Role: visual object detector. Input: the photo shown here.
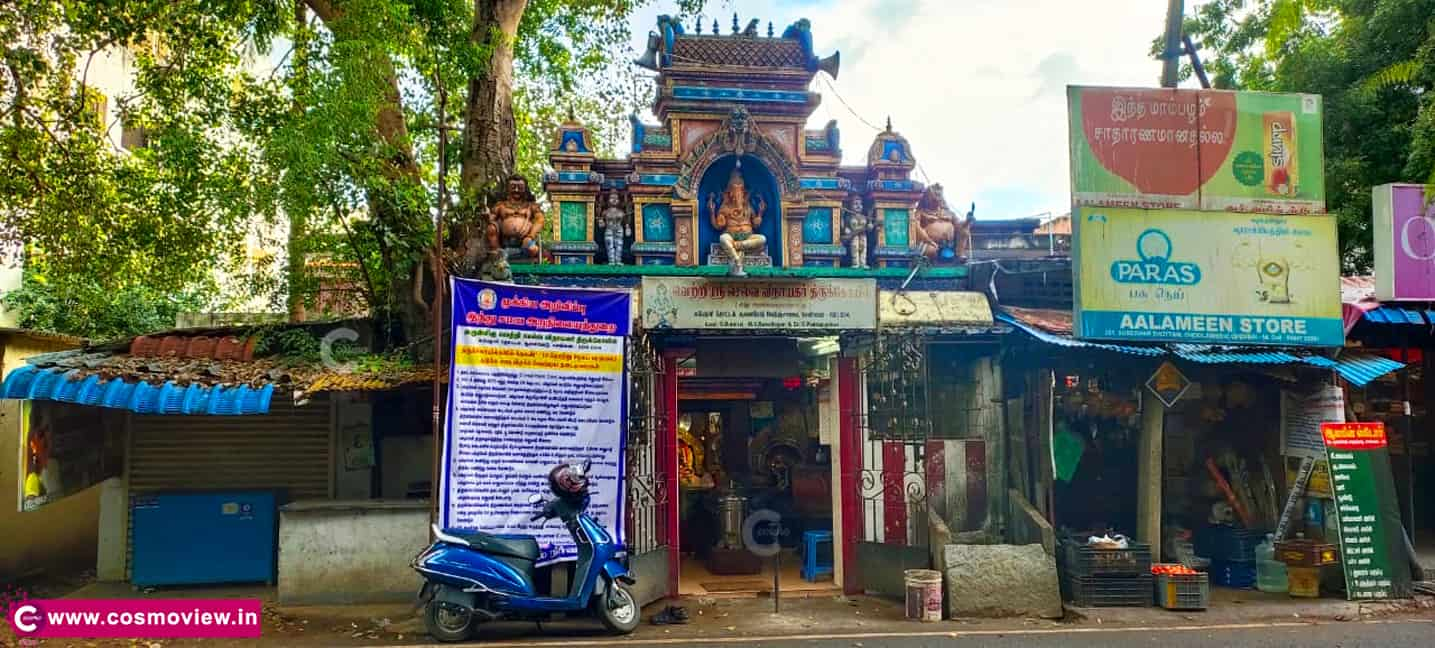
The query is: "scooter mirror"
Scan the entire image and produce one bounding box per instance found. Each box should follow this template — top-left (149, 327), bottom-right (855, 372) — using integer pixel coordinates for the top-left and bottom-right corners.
top-left (527, 494), bottom-right (544, 506)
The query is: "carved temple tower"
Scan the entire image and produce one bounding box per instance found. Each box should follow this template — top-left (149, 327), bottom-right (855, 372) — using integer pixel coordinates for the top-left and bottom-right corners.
top-left (542, 15), bottom-right (929, 269)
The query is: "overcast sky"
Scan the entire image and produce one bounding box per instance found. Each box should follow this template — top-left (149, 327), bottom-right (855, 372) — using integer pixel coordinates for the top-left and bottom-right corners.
top-left (623, 0), bottom-right (1176, 221)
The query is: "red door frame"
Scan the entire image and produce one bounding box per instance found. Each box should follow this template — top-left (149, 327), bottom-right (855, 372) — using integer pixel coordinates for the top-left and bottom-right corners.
top-left (658, 351), bottom-right (682, 597)
top-left (837, 356), bottom-right (862, 595)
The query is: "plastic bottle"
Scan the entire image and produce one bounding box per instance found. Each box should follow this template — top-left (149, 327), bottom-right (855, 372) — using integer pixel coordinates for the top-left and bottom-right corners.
top-left (1256, 533), bottom-right (1288, 593)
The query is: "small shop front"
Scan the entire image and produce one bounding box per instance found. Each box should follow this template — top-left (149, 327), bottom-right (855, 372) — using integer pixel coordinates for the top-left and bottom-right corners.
top-left (999, 306), bottom-right (1408, 607)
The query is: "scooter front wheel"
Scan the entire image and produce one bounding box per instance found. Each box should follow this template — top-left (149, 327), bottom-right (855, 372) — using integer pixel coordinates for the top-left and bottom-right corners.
top-left (594, 580), bottom-right (639, 634)
top-left (424, 599), bottom-right (474, 643)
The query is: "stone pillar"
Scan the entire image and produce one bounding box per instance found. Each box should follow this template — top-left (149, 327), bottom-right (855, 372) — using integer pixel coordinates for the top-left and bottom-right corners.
top-left (1138, 395), bottom-right (1166, 561)
top-left (96, 476), bottom-right (128, 581)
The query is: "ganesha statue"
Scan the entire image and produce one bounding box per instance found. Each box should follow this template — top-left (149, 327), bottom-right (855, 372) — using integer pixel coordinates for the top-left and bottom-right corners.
top-left (707, 165), bottom-right (767, 277)
top-left (914, 184), bottom-right (974, 263)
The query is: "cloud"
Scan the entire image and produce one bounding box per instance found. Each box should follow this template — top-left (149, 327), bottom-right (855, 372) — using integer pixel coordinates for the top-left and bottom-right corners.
top-left (622, 0), bottom-right (1172, 219)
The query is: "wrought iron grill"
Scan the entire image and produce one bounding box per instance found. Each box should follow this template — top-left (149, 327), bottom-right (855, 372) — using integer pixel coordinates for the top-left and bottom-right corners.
top-left (857, 330), bottom-right (932, 546)
top-left (624, 333), bottom-right (666, 554)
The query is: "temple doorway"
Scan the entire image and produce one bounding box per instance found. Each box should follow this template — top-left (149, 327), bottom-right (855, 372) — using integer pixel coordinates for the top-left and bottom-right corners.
top-left (672, 338), bottom-right (840, 596)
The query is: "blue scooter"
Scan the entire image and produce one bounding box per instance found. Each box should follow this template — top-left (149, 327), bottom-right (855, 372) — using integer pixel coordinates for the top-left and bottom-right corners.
top-left (412, 461), bottom-right (639, 642)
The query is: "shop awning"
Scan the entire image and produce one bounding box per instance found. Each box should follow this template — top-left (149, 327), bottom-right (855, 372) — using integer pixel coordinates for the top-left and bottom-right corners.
top-left (1, 365), bottom-right (275, 415)
top-left (997, 310), bottom-right (1407, 387)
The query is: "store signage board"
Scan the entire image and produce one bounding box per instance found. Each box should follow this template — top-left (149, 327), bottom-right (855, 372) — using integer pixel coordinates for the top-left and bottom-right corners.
top-left (1072, 207), bottom-right (1343, 346)
top-left (439, 278), bottom-right (630, 566)
top-left (1373, 183), bottom-right (1435, 300)
top-left (1068, 86), bottom-right (1324, 214)
top-left (1321, 422), bottom-right (1414, 600)
top-left (640, 277), bottom-right (877, 330)
top-left (1145, 361), bottom-right (1190, 408)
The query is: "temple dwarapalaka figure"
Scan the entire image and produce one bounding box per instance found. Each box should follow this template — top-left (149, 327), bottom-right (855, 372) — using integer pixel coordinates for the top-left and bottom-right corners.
top-left (707, 166), bottom-right (767, 277)
top-left (597, 192), bottom-right (631, 266)
top-left (914, 183), bottom-right (974, 263)
top-left (487, 175), bottom-right (545, 260)
top-left (841, 195), bottom-right (873, 269)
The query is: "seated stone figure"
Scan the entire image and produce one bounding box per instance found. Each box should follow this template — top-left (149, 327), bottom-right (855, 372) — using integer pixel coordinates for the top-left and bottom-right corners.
top-left (706, 166), bottom-right (769, 276)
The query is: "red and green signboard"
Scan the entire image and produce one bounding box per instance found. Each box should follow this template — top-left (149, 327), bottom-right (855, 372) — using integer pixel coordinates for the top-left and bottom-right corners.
top-left (1321, 422), bottom-right (1413, 600)
top-left (1068, 86), bottom-right (1325, 215)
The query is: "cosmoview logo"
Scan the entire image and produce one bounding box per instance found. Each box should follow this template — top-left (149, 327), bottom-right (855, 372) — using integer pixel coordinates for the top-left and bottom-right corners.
top-left (12, 603), bottom-right (41, 634)
top-left (1109, 228), bottom-right (1202, 286)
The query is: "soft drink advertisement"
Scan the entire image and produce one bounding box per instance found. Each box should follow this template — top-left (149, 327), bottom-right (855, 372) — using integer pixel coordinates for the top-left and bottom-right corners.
top-left (1068, 86), bottom-right (1325, 214)
top-left (1072, 207), bottom-right (1342, 346)
top-left (1372, 183), bottom-right (1435, 300)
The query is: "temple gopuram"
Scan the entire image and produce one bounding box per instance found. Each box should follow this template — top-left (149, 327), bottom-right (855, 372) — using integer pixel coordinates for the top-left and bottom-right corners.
top-left (533, 14), bottom-right (978, 277)
top-left (509, 14), bottom-right (1037, 605)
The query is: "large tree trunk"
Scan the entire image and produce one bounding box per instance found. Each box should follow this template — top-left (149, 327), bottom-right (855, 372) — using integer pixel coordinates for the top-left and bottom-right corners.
top-left (307, 0), bottom-right (429, 340)
top-left (460, 0), bottom-right (528, 195)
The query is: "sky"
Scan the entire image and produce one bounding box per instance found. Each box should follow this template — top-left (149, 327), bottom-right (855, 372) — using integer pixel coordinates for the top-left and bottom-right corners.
top-left (621, 0), bottom-right (1177, 221)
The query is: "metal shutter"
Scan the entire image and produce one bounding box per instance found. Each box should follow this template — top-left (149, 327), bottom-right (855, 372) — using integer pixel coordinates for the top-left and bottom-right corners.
top-left (126, 393), bottom-right (333, 578)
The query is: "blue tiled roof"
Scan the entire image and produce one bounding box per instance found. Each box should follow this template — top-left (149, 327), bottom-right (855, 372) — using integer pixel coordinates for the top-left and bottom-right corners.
top-left (1, 365), bottom-right (273, 415)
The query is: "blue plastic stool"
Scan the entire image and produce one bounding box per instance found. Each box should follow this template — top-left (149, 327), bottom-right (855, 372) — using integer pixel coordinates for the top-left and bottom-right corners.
top-left (800, 530), bottom-right (834, 582)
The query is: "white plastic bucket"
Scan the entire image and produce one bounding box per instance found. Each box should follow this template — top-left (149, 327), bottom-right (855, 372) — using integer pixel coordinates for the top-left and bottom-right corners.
top-left (903, 569), bottom-right (942, 622)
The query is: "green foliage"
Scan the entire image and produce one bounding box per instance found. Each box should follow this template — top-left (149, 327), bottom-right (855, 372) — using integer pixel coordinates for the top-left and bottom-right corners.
top-left (1168, 0), bottom-right (1435, 272)
top-left (2, 269), bottom-right (212, 341)
top-left (2, 0), bottom-right (703, 338)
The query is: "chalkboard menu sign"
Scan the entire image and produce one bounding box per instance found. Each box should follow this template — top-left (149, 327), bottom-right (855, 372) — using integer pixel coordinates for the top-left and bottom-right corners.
top-left (1321, 422), bottom-right (1413, 600)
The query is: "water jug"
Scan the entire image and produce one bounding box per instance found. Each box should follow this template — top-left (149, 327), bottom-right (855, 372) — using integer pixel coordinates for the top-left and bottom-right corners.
top-left (1255, 533), bottom-right (1288, 593)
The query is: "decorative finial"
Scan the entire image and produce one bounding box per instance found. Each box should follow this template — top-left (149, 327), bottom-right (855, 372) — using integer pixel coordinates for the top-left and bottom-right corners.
top-left (567, 105), bottom-right (576, 123)
top-left (695, 17), bottom-right (702, 34)
top-left (885, 116), bottom-right (892, 133)
top-left (732, 13), bottom-right (739, 34)
top-left (767, 21), bottom-right (774, 38)
top-left (712, 19), bottom-right (718, 34)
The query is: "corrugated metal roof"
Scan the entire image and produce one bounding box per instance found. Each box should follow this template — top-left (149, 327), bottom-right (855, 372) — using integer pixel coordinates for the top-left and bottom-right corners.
top-left (1362, 307), bottom-right (1428, 325)
top-left (998, 311), bottom-right (1405, 387)
top-left (1, 365), bottom-right (275, 414)
top-left (995, 312), bottom-right (1163, 356)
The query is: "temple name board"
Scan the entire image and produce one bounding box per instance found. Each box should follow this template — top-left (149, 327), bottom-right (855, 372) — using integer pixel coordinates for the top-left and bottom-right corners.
top-left (640, 277), bottom-right (876, 330)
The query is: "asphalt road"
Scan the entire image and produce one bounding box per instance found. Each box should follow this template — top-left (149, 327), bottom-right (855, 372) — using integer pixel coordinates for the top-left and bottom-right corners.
top-left (425, 619), bottom-right (1435, 648)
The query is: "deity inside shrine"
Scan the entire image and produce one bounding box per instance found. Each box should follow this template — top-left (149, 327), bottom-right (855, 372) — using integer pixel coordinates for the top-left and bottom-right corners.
top-left (707, 165), bottom-right (768, 277)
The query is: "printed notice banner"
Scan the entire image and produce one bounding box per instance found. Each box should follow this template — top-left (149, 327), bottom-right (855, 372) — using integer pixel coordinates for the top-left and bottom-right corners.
top-left (1068, 86), bottom-right (1324, 214)
top-left (440, 279), bottom-right (631, 565)
top-left (1072, 206), bottom-right (1342, 346)
top-left (640, 277), bottom-right (876, 330)
top-left (1321, 422), bottom-right (1413, 600)
top-left (1281, 386), bottom-right (1345, 460)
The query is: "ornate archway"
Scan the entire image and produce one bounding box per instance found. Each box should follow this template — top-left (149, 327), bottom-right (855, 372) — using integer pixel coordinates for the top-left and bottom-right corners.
top-left (673, 107), bottom-right (802, 202)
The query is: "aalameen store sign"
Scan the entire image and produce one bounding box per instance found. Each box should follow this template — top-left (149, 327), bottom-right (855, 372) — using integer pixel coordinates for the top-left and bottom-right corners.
top-left (1073, 207), bottom-right (1342, 346)
top-left (1373, 183), bottom-right (1435, 300)
top-left (1068, 86), bottom-right (1325, 214)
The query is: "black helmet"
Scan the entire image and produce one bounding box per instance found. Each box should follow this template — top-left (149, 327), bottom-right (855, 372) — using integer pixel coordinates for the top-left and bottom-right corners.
top-left (548, 462), bottom-right (589, 499)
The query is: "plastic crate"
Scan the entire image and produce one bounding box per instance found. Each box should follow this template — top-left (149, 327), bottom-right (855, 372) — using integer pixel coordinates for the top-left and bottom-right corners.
top-left (1062, 575), bottom-right (1153, 607)
top-left (1208, 560), bottom-right (1257, 589)
top-left (1273, 540), bottom-right (1339, 567)
top-left (1154, 572), bottom-right (1209, 610)
top-left (1195, 526), bottom-right (1267, 563)
top-left (1059, 539), bottom-right (1153, 577)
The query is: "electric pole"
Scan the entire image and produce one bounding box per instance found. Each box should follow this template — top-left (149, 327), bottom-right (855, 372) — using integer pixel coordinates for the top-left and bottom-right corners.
top-left (1161, 0), bottom-right (1185, 87)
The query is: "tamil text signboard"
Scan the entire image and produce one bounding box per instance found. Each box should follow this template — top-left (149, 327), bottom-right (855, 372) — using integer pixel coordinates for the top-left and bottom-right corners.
top-left (1321, 422), bottom-right (1414, 600)
top-left (640, 277), bottom-right (876, 330)
top-left (1068, 86), bottom-right (1324, 214)
top-left (1072, 207), bottom-right (1342, 346)
top-left (440, 278), bottom-right (630, 565)
top-left (1373, 183), bottom-right (1435, 300)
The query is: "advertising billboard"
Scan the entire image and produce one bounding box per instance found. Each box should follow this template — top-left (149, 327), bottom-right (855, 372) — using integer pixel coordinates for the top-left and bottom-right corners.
top-left (1068, 86), bottom-right (1325, 214)
top-left (1373, 183), bottom-right (1435, 300)
top-left (1072, 207), bottom-right (1342, 346)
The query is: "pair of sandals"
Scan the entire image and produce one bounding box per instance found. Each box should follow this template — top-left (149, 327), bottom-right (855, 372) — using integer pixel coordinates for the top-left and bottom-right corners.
top-left (650, 605), bottom-right (690, 625)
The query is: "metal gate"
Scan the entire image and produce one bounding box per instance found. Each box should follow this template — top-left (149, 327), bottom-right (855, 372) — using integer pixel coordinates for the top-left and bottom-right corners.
top-left (623, 332), bottom-right (671, 604)
top-left (855, 331), bottom-right (933, 595)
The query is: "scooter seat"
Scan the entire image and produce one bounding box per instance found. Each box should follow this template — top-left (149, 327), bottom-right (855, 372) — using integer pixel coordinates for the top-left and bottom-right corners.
top-left (443, 528), bottom-right (541, 562)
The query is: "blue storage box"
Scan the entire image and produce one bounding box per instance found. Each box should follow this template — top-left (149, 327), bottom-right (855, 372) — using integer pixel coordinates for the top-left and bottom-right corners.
top-left (130, 491), bottom-right (279, 586)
